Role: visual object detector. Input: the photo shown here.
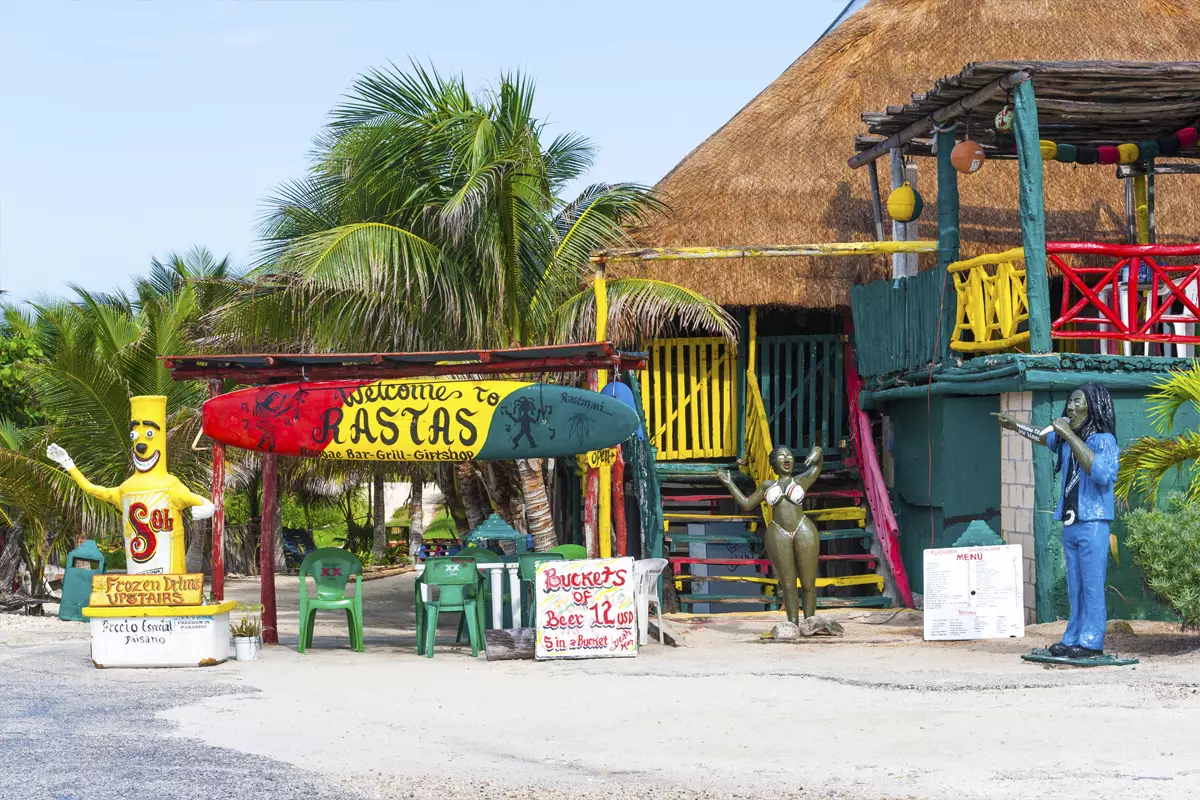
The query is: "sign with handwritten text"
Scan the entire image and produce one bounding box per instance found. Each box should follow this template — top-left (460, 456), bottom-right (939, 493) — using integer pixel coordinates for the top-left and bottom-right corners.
top-left (535, 558), bottom-right (638, 660)
top-left (89, 573), bottom-right (204, 607)
top-left (923, 545), bottom-right (1024, 640)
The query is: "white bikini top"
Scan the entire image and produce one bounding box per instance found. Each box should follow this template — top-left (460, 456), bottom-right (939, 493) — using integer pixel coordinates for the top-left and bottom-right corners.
top-left (765, 482), bottom-right (805, 506)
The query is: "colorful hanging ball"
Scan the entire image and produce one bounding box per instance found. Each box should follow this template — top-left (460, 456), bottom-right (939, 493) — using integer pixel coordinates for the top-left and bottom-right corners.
top-left (1117, 143), bottom-right (1141, 164)
top-left (1158, 134), bottom-right (1181, 157)
top-left (1097, 145), bottom-right (1120, 165)
top-left (1076, 146), bottom-right (1100, 165)
top-left (1039, 140), bottom-right (1058, 161)
top-left (994, 104), bottom-right (1015, 134)
top-left (1055, 143), bottom-right (1078, 163)
top-left (1178, 127), bottom-right (1199, 150)
top-left (886, 181), bottom-right (924, 223)
top-left (1138, 140), bottom-right (1160, 160)
top-left (951, 139), bottom-right (986, 174)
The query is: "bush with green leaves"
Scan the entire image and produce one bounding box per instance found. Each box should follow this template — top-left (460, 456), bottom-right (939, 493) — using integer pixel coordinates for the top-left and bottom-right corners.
top-left (1123, 496), bottom-right (1200, 629)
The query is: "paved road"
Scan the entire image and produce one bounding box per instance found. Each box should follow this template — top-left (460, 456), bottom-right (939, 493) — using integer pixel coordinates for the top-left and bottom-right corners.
top-left (0, 642), bottom-right (366, 800)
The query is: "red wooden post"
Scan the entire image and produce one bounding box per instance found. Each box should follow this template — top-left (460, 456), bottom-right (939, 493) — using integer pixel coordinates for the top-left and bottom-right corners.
top-left (208, 379), bottom-right (226, 601)
top-left (260, 452), bottom-right (279, 644)
top-left (842, 321), bottom-right (914, 609)
top-left (583, 371), bottom-right (600, 558)
top-left (612, 446), bottom-right (627, 558)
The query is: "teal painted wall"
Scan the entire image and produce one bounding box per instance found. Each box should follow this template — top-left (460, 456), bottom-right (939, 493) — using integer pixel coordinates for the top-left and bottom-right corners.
top-left (886, 395), bottom-right (1002, 592)
top-left (1039, 388), bottom-right (1200, 622)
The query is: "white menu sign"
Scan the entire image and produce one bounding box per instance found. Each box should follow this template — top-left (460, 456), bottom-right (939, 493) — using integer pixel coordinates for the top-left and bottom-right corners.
top-left (923, 545), bottom-right (1024, 640)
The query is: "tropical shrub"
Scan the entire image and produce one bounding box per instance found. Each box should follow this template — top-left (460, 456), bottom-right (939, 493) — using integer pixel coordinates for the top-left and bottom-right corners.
top-left (1123, 496), bottom-right (1200, 629)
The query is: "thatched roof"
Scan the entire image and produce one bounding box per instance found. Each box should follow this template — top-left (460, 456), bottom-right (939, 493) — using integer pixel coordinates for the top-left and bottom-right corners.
top-left (616, 0), bottom-right (1200, 310)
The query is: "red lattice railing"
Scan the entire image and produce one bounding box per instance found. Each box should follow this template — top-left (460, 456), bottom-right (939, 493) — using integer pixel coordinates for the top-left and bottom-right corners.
top-left (1051, 242), bottom-right (1200, 344)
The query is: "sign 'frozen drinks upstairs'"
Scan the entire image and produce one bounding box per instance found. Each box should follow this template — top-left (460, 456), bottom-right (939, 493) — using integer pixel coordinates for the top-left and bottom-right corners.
top-left (202, 379), bottom-right (641, 461)
top-left (535, 558), bottom-right (638, 660)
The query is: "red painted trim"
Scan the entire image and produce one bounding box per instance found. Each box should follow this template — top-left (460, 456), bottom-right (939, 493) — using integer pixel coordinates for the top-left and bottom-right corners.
top-left (260, 453), bottom-right (279, 645)
top-left (613, 446), bottom-right (627, 558)
top-left (843, 321), bottom-right (914, 608)
top-left (584, 371), bottom-right (599, 558)
top-left (1048, 242), bottom-right (1200, 257)
top-left (208, 379), bottom-right (225, 602)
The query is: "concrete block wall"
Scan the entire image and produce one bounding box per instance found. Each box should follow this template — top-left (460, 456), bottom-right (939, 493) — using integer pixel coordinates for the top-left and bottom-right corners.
top-left (1000, 391), bottom-right (1037, 624)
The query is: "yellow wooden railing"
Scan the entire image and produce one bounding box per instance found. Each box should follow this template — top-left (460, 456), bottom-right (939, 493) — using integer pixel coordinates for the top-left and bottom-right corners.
top-left (639, 337), bottom-right (737, 460)
top-left (948, 248), bottom-right (1030, 352)
top-left (743, 371), bottom-right (776, 526)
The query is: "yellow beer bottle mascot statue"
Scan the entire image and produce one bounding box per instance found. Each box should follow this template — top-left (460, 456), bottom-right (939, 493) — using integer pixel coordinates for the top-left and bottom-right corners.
top-left (46, 395), bottom-right (214, 575)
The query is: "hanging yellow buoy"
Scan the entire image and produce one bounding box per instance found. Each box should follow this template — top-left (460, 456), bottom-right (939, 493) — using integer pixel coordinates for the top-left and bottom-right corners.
top-left (886, 181), bottom-right (924, 223)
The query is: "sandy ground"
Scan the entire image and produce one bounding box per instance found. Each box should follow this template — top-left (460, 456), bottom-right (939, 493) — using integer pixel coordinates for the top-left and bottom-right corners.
top-left (4, 573), bottom-right (1200, 800)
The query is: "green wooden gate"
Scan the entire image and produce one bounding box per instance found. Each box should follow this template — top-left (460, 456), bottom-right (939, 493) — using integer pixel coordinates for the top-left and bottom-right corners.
top-left (755, 334), bottom-right (850, 456)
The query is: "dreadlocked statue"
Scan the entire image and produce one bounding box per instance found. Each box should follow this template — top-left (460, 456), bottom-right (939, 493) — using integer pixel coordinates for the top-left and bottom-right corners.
top-left (996, 383), bottom-right (1118, 659)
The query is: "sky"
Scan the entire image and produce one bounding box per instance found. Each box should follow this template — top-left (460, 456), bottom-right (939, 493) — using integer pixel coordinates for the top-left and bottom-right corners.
top-left (0, 1), bottom-right (853, 305)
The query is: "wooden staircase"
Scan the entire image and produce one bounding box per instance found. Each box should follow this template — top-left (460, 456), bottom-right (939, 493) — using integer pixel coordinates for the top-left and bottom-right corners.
top-left (657, 455), bottom-right (890, 613)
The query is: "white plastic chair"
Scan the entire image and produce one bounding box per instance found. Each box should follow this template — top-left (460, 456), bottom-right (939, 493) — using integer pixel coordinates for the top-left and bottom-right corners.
top-left (633, 558), bottom-right (668, 645)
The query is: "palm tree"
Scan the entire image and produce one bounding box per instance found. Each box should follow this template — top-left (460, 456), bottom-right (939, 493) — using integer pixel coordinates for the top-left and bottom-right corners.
top-left (1117, 363), bottom-right (1200, 505)
top-left (217, 62), bottom-right (734, 550)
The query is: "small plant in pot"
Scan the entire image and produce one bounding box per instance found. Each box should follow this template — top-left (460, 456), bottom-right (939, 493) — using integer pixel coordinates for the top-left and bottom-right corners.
top-left (230, 602), bottom-right (264, 661)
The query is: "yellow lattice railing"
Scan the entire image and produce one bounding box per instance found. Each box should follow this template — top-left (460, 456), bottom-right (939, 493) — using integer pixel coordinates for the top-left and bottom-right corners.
top-left (743, 372), bottom-right (775, 526)
top-left (948, 247), bottom-right (1030, 353)
top-left (639, 337), bottom-right (737, 461)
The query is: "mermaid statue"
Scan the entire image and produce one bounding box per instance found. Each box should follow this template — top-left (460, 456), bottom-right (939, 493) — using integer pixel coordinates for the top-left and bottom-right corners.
top-left (717, 445), bottom-right (823, 623)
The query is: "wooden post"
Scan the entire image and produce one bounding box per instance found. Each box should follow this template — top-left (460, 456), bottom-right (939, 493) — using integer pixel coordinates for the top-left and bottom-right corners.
top-left (867, 161), bottom-right (887, 242)
top-left (1031, 392), bottom-right (1055, 623)
top-left (1013, 79), bottom-right (1052, 354)
top-left (1124, 177), bottom-right (1136, 243)
top-left (584, 371), bottom-right (599, 559)
top-left (936, 128), bottom-right (960, 272)
top-left (890, 147), bottom-right (908, 279)
top-left (594, 261), bottom-right (612, 559)
top-left (260, 452), bottom-right (279, 645)
top-left (1133, 174), bottom-right (1150, 244)
top-left (613, 445), bottom-right (627, 558)
top-left (208, 379), bottom-right (226, 602)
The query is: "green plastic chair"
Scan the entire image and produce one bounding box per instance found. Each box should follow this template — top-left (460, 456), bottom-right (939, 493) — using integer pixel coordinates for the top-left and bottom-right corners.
top-left (418, 557), bottom-right (484, 658)
top-left (518, 552), bottom-right (565, 626)
top-left (298, 548), bottom-right (364, 653)
top-left (549, 544), bottom-right (587, 560)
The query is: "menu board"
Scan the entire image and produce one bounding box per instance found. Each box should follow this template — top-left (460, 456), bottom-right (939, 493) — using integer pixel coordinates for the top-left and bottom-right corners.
top-left (535, 557), bottom-right (638, 660)
top-left (923, 545), bottom-right (1024, 640)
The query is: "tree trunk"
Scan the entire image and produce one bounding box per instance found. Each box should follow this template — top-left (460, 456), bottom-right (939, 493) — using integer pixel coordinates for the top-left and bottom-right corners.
top-left (372, 471), bottom-right (386, 558)
top-left (439, 464), bottom-right (471, 535)
top-left (518, 458), bottom-right (556, 552)
top-left (457, 462), bottom-right (487, 530)
top-left (408, 482), bottom-right (424, 560)
top-left (0, 522), bottom-right (22, 592)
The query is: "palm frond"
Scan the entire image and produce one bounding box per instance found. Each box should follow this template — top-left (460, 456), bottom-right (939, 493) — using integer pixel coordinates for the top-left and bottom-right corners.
top-left (1117, 431), bottom-right (1200, 506)
top-left (551, 278), bottom-right (737, 347)
top-left (1146, 361), bottom-right (1200, 435)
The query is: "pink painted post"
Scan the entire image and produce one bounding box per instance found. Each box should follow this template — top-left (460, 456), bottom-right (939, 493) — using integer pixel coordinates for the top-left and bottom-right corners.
top-left (208, 379), bottom-right (226, 601)
top-left (260, 453), bottom-right (279, 645)
top-left (842, 324), bottom-right (914, 609)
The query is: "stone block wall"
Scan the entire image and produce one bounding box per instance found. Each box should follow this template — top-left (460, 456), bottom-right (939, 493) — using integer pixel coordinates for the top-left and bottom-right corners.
top-left (1000, 391), bottom-right (1037, 624)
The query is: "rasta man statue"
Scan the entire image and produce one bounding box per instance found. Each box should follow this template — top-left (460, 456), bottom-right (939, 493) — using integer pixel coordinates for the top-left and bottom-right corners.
top-left (995, 383), bottom-right (1119, 660)
top-left (717, 445), bottom-right (823, 624)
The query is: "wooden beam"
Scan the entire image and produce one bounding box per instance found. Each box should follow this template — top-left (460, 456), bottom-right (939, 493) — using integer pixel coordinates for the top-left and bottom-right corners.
top-left (1117, 162), bottom-right (1200, 178)
top-left (848, 70), bottom-right (1031, 168)
top-left (866, 161), bottom-right (886, 241)
top-left (591, 240), bottom-right (937, 264)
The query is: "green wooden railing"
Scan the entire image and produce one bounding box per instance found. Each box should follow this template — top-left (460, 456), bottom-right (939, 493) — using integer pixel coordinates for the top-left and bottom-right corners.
top-left (755, 334), bottom-right (849, 454)
top-left (849, 268), bottom-right (955, 378)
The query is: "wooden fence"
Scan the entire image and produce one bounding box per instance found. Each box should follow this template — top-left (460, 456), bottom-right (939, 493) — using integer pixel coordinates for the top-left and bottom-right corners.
top-left (849, 268), bottom-right (955, 377)
top-left (639, 337), bottom-right (738, 461)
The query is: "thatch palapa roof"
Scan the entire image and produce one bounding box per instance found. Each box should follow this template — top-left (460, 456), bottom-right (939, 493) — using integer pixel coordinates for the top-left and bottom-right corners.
top-left (617, 0), bottom-right (1200, 310)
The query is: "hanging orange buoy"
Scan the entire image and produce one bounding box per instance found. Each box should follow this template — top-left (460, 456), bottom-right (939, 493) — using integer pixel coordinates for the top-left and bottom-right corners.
top-left (951, 139), bottom-right (986, 174)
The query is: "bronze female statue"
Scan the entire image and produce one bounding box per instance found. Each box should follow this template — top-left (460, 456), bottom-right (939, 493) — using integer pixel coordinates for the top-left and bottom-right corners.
top-left (717, 445), bottom-right (823, 623)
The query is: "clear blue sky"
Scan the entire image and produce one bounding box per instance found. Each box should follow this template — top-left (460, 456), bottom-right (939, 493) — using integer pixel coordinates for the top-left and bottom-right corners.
top-left (0, 1), bottom-right (851, 304)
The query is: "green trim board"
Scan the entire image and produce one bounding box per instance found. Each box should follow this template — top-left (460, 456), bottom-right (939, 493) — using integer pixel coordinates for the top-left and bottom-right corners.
top-left (1032, 391), bottom-right (1056, 623)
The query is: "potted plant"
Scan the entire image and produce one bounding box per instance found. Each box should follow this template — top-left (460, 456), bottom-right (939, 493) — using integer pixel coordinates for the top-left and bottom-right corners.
top-left (230, 602), bottom-right (264, 661)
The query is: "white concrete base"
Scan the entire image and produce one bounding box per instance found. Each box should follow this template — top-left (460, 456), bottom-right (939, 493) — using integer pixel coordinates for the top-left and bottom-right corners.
top-left (86, 604), bottom-right (233, 668)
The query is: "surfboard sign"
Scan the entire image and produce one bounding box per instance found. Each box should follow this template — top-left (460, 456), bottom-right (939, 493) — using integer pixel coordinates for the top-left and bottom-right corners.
top-left (201, 379), bottom-right (641, 462)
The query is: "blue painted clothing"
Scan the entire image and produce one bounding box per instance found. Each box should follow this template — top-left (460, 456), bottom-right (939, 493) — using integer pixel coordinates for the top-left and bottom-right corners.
top-left (1060, 520), bottom-right (1110, 650)
top-left (1045, 432), bottom-right (1119, 521)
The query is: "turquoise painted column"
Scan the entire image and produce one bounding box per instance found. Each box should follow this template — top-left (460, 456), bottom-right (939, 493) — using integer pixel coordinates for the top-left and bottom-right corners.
top-left (1031, 391), bottom-right (1056, 622)
top-left (936, 128), bottom-right (962, 365)
top-left (1013, 80), bottom-right (1052, 353)
top-left (936, 129), bottom-right (961, 270)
